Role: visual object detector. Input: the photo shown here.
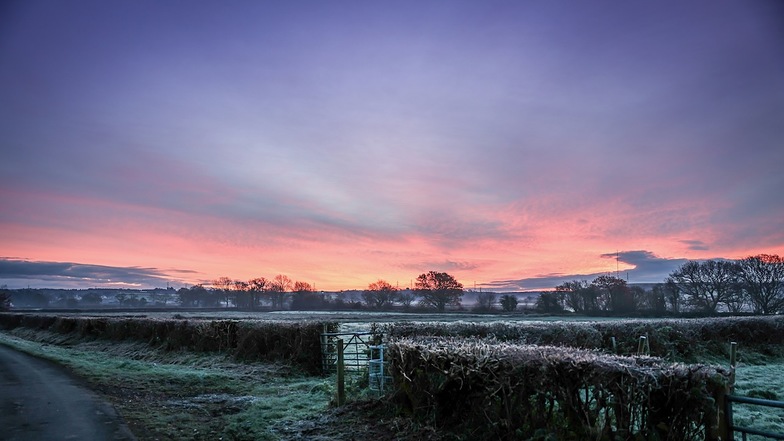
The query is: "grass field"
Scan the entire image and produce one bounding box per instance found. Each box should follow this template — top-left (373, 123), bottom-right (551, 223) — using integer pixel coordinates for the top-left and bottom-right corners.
top-left (731, 360), bottom-right (784, 439)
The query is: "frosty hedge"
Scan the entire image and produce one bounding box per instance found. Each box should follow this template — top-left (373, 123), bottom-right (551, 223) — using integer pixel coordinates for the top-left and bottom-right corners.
top-left (389, 337), bottom-right (730, 440)
top-left (0, 313), bottom-right (336, 373)
top-left (385, 315), bottom-right (784, 360)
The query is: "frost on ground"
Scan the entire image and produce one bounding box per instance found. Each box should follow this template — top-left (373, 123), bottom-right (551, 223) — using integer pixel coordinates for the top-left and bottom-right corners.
top-left (732, 363), bottom-right (784, 439)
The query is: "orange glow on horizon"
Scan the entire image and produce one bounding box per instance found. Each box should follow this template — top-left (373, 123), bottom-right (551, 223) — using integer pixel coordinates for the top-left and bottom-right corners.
top-left (2, 187), bottom-right (782, 291)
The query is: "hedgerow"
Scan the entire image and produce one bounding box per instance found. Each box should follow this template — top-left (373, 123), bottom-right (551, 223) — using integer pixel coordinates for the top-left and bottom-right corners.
top-left (0, 313), bottom-right (337, 373)
top-left (385, 315), bottom-right (784, 360)
top-left (389, 337), bottom-right (731, 440)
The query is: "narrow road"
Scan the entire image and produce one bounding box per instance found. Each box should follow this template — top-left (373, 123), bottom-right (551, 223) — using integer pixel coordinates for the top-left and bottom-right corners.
top-left (0, 344), bottom-right (135, 441)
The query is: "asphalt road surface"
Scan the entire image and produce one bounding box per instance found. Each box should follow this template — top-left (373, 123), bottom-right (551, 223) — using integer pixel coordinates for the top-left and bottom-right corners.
top-left (0, 344), bottom-right (135, 441)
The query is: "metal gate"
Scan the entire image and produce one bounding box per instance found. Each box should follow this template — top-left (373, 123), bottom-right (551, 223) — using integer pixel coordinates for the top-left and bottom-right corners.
top-left (320, 329), bottom-right (391, 394)
top-left (320, 330), bottom-right (379, 374)
top-left (368, 344), bottom-right (392, 393)
top-left (724, 394), bottom-right (784, 440)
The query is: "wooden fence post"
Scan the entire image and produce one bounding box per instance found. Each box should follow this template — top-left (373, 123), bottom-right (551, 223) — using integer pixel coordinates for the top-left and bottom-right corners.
top-left (719, 341), bottom-right (738, 441)
top-left (637, 335), bottom-right (648, 356)
top-left (730, 341), bottom-right (737, 393)
top-left (320, 324), bottom-right (327, 373)
top-left (337, 338), bottom-right (345, 406)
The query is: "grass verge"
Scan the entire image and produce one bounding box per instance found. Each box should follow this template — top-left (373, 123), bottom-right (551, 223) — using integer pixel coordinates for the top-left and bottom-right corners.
top-left (0, 328), bottom-right (335, 440)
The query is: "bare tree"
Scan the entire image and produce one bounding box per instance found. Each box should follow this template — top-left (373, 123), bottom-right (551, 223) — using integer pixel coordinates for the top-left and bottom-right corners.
top-left (668, 260), bottom-right (739, 313)
top-left (415, 271), bottom-right (464, 311)
top-left (737, 254), bottom-right (784, 314)
top-left (362, 280), bottom-right (399, 309)
top-left (397, 289), bottom-right (417, 309)
top-left (557, 280), bottom-right (591, 313)
top-left (592, 275), bottom-right (633, 314)
top-left (247, 277), bottom-right (269, 309)
top-left (268, 274), bottom-right (292, 310)
top-left (232, 280), bottom-right (252, 309)
top-left (293, 281), bottom-right (313, 292)
top-left (212, 276), bottom-right (234, 307)
top-left (291, 281), bottom-right (323, 310)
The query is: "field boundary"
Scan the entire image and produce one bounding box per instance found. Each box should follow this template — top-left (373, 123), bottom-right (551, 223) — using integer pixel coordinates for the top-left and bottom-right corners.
top-left (0, 313), bottom-right (337, 373)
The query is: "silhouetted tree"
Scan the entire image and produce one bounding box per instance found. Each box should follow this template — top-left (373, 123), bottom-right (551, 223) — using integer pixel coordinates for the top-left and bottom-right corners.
top-left (663, 279), bottom-right (682, 314)
top-left (645, 284), bottom-right (669, 315)
top-left (233, 280), bottom-right (252, 308)
top-left (629, 285), bottom-right (648, 312)
top-left (558, 280), bottom-right (591, 313)
top-left (415, 271), bottom-right (464, 311)
top-left (291, 281), bottom-right (323, 310)
top-left (247, 277), bottom-right (269, 309)
top-left (668, 260), bottom-right (739, 313)
top-left (268, 274), bottom-right (292, 309)
top-left (362, 280), bottom-right (400, 309)
top-left (177, 286), bottom-right (198, 307)
top-left (197, 285), bottom-right (216, 307)
top-left (535, 291), bottom-right (564, 313)
top-left (592, 275), bottom-right (634, 314)
top-left (499, 294), bottom-right (518, 312)
top-left (212, 276), bottom-right (234, 307)
top-left (737, 254), bottom-right (784, 314)
top-left (397, 289), bottom-right (417, 309)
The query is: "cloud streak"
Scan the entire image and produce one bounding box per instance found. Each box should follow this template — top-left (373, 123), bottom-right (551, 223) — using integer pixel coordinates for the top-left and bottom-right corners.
top-left (488, 251), bottom-right (689, 291)
top-left (0, 258), bottom-right (196, 289)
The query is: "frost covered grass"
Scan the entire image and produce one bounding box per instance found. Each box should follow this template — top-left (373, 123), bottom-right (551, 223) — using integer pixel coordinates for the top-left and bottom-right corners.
top-left (731, 361), bottom-right (784, 440)
top-left (0, 329), bottom-right (336, 441)
top-left (3, 313), bottom-right (783, 440)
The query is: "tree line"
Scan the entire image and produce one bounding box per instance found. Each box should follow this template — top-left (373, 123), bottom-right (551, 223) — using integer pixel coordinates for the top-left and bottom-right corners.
top-left (535, 254), bottom-right (784, 315)
top-left (177, 271), bottom-right (468, 311)
top-left (2, 253), bottom-right (781, 316)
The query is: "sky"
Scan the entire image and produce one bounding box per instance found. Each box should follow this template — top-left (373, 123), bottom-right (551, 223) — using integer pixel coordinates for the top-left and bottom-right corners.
top-left (1, 1), bottom-right (783, 291)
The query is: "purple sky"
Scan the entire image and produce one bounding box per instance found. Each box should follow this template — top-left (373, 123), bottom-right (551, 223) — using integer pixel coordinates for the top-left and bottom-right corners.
top-left (1, 1), bottom-right (783, 290)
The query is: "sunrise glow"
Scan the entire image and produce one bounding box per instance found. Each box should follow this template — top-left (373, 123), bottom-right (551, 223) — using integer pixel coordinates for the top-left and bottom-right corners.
top-left (1, 1), bottom-right (782, 291)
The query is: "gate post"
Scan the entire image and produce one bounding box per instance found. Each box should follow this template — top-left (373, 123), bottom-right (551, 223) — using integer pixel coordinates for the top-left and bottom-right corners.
top-left (729, 342), bottom-right (737, 393)
top-left (718, 384), bottom-right (732, 441)
top-left (719, 341), bottom-right (738, 441)
top-left (337, 338), bottom-right (345, 406)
